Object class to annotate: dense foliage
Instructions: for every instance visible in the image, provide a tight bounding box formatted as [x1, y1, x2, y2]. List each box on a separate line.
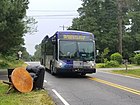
[0, 0, 36, 56]
[32, 44, 41, 61]
[0, 55, 26, 69]
[105, 60, 120, 68]
[134, 54, 140, 65]
[110, 52, 123, 64]
[69, 0, 140, 61]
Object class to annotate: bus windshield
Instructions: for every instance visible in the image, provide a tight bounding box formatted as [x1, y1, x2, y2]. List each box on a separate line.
[59, 40, 94, 61]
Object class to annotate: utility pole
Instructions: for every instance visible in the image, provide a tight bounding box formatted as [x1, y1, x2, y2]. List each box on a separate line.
[59, 25, 69, 30]
[117, 0, 123, 55]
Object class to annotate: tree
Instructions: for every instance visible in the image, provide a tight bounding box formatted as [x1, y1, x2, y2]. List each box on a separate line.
[0, 0, 36, 55]
[19, 47, 31, 61]
[70, 0, 118, 54]
[70, 0, 140, 61]
[122, 0, 140, 58]
[116, 0, 140, 55]
[117, 0, 123, 54]
[101, 47, 110, 63]
[32, 44, 41, 61]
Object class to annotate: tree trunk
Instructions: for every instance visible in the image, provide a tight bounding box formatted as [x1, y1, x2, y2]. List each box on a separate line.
[117, 0, 123, 55]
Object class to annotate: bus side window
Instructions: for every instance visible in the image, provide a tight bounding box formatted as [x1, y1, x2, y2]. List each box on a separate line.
[55, 42, 58, 60]
[46, 40, 54, 55]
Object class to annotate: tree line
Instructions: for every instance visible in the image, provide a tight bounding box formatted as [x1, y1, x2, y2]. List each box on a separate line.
[68, 0, 140, 62]
[0, 0, 36, 61]
[33, 0, 140, 63]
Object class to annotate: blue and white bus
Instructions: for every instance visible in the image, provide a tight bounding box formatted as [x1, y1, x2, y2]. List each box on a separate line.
[41, 30, 96, 75]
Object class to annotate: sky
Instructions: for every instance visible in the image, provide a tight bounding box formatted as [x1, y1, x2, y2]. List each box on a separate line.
[24, 0, 82, 55]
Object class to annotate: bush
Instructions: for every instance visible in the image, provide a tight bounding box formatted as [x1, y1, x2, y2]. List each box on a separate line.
[129, 57, 135, 64]
[96, 63, 106, 68]
[0, 55, 25, 69]
[134, 54, 140, 65]
[96, 61, 120, 68]
[110, 53, 122, 64]
[0, 60, 10, 69]
[105, 60, 120, 68]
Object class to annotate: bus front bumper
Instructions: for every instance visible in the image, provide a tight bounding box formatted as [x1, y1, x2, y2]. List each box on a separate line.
[56, 68, 96, 74]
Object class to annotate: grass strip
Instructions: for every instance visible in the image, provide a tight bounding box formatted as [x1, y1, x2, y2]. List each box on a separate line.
[111, 69, 140, 78]
[0, 81, 55, 105]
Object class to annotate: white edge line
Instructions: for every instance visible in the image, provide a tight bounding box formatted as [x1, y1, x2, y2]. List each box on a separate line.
[98, 71, 140, 80]
[52, 89, 70, 105]
[25, 62, 30, 65]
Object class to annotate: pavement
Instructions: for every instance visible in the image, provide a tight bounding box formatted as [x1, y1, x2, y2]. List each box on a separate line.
[0, 69, 8, 80]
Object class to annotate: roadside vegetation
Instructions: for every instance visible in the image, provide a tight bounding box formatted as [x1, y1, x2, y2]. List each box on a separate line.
[96, 52, 140, 78]
[111, 69, 140, 78]
[0, 81, 55, 105]
[96, 52, 140, 68]
[0, 56, 27, 69]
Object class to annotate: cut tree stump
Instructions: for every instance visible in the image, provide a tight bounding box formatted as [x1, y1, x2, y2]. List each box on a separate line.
[11, 67, 33, 93]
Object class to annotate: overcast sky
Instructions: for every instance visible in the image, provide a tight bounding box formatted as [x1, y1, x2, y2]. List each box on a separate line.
[24, 0, 82, 55]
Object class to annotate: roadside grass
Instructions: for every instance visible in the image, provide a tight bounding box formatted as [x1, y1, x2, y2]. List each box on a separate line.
[10, 60, 28, 68]
[96, 63, 132, 68]
[96, 63, 137, 68]
[111, 69, 140, 78]
[0, 81, 55, 105]
[0, 60, 27, 70]
[96, 63, 140, 78]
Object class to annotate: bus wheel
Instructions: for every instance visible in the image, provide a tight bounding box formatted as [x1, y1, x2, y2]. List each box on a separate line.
[51, 65, 56, 75]
[80, 73, 86, 76]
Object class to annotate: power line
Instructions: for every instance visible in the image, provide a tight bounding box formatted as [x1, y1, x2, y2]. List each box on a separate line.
[27, 14, 78, 17]
[29, 18, 77, 19]
[27, 14, 79, 19]
[28, 10, 77, 12]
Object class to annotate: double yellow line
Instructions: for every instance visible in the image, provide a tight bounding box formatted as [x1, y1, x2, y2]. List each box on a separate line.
[89, 77, 140, 96]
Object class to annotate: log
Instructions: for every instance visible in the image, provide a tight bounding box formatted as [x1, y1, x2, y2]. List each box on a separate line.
[11, 67, 33, 93]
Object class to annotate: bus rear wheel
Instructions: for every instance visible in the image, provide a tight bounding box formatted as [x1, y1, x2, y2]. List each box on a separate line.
[50, 64, 56, 75]
[80, 73, 86, 76]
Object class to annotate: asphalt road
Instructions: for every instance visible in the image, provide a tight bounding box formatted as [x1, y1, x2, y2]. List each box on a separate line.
[4, 62, 140, 105]
[43, 70, 140, 105]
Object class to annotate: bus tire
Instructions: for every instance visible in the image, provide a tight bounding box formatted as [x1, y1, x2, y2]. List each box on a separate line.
[80, 73, 86, 76]
[50, 64, 56, 75]
[41, 59, 43, 65]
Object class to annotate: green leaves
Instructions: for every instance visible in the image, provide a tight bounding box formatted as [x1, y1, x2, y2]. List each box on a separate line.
[0, 0, 36, 56]
[70, 0, 140, 60]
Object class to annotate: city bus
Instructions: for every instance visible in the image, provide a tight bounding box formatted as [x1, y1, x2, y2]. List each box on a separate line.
[41, 30, 96, 75]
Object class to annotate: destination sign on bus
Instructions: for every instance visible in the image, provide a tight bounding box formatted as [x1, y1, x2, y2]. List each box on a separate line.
[63, 35, 85, 40]
[59, 34, 93, 41]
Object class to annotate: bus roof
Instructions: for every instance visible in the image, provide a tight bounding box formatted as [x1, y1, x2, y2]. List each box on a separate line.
[55, 30, 94, 36]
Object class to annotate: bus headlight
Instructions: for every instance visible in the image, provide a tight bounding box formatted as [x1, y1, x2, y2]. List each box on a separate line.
[59, 62, 63, 66]
[57, 62, 63, 68]
[56, 60, 66, 68]
[91, 63, 95, 67]
[89, 61, 96, 68]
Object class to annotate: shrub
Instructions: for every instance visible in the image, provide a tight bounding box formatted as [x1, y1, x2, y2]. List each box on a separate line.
[105, 60, 120, 68]
[0, 60, 10, 69]
[134, 54, 140, 65]
[96, 63, 106, 68]
[0, 56, 25, 69]
[101, 48, 110, 63]
[110, 53, 122, 64]
[129, 57, 135, 64]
